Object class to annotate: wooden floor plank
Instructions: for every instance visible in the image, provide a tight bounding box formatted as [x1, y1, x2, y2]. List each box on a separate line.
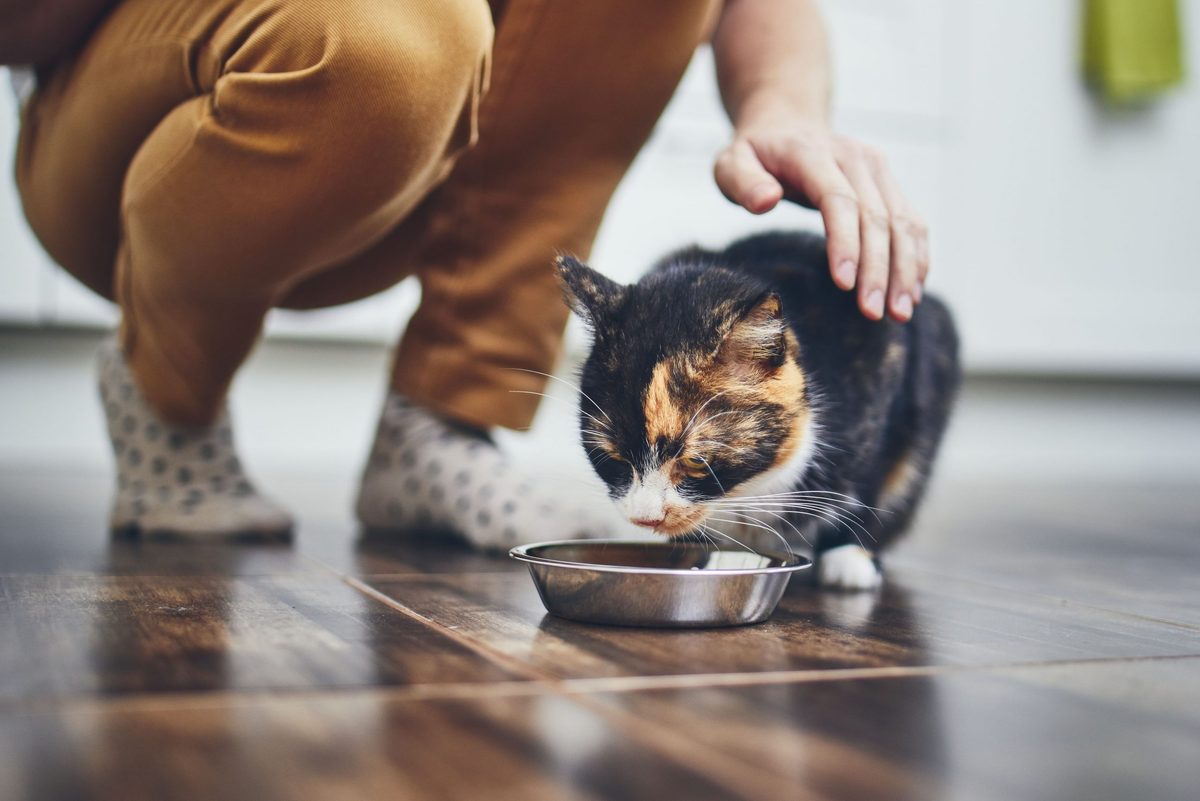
[300, 527, 528, 577]
[4, 657, 1195, 801]
[364, 566, 1200, 681]
[0, 573, 525, 703]
[5, 465, 1200, 798]
[0, 692, 749, 801]
[583, 656, 1200, 801]
[891, 482, 1200, 626]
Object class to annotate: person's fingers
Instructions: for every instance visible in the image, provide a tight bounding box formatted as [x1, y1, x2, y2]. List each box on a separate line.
[914, 227, 930, 299]
[714, 139, 784, 214]
[886, 222, 917, 321]
[767, 143, 862, 291]
[869, 149, 929, 311]
[835, 145, 890, 320]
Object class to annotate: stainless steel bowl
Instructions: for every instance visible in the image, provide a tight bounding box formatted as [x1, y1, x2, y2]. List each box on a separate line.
[509, 539, 812, 628]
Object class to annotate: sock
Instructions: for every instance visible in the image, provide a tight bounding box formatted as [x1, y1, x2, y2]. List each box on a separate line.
[98, 337, 293, 538]
[355, 392, 608, 550]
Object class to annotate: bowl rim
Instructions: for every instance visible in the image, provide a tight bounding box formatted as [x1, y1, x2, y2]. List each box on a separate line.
[508, 538, 812, 576]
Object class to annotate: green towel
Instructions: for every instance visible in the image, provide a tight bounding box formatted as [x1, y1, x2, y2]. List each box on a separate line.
[1084, 0, 1186, 102]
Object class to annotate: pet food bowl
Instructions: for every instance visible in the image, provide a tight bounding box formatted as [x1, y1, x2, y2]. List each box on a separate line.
[508, 539, 811, 628]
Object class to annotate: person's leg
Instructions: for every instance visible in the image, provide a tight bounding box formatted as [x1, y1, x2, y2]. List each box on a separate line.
[347, 0, 718, 546]
[17, 0, 493, 535]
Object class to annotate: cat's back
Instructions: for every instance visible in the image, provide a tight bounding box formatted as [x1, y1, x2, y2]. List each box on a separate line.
[706, 231, 957, 396]
[651, 231, 955, 361]
[717, 230, 844, 306]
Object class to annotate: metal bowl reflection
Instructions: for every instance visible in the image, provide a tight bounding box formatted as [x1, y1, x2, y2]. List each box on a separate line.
[508, 539, 811, 628]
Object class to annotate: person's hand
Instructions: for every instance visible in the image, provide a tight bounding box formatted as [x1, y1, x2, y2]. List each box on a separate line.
[714, 110, 928, 322]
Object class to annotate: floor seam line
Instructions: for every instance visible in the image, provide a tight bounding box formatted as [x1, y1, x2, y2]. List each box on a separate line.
[340, 575, 561, 683]
[6, 653, 1199, 718]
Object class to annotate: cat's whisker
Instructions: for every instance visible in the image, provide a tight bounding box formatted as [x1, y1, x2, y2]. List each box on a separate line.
[724, 488, 885, 510]
[585, 453, 613, 464]
[690, 439, 741, 452]
[698, 521, 766, 557]
[712, 499, 870, 522]
[709, 510, 800, 555]
[695, 526, 721, 555]
[719, 507, 809, 549]
[690, 408, 759, 437]
[716, 500, 875, 535]
[502, 367, 614, 426]
[703, 514, 793, 557]
[719, 490, 888, 524]
[720, 500, 874, 535]
[696, 454, 726, 496]
[713, 501, 876, 544]
[675, 388, 739, 457]
[508, 390, 611, 432]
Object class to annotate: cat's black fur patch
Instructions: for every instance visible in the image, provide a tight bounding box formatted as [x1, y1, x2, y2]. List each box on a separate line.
[561, 231, 960, 557]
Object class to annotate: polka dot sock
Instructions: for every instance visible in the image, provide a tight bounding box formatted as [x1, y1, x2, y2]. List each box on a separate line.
[98, 337, 293, 538]
[355, 392, 607, 550]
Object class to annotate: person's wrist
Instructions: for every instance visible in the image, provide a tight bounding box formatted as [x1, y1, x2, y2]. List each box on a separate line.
[732, 90, 830, 135]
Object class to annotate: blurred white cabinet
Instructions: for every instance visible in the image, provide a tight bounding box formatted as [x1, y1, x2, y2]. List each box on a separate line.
[936, 0, 1200, 375]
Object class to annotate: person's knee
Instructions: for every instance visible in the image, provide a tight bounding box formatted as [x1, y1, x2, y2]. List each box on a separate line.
[162, 0, 495, 271]
[274, 0, 494, 160]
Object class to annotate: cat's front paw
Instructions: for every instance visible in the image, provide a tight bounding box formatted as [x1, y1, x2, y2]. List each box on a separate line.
[818, 544, 882, 591]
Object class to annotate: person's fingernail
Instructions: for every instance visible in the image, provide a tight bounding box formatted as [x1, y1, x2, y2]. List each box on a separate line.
[893, 294, 913, 320]
[835, 261, 857, 288]
[866, 289, 885, 319]
[912, 282, 924, 303]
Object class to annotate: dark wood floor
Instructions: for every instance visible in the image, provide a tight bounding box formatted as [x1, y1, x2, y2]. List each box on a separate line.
[1, 469, 1198, 801]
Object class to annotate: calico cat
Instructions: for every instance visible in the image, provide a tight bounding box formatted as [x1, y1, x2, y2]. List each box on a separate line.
[557, 231, 960, 590]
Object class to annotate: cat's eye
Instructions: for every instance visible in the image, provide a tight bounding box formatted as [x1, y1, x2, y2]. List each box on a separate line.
[678, 455, 707, 472]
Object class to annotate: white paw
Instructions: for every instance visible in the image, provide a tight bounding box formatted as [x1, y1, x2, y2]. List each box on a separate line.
[818, 544, 882, 591]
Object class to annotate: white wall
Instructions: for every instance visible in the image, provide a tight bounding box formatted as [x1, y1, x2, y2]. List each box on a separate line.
[2, 0, 1198, 376]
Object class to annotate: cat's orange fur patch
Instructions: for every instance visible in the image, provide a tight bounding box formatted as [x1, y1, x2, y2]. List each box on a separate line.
[645, 303, 811, 477]
[704, 325, 810, 470]
[643, 360, 687, 443]
[880, 452, 922, 507]
[761, 351, 810, 471]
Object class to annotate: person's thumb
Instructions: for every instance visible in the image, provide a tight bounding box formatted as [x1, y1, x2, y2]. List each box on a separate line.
[714, 139, 783, 214]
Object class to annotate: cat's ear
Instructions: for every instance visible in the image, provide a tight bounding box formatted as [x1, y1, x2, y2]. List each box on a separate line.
[555, 256, 626, 326]
[717, 293, 788, 373]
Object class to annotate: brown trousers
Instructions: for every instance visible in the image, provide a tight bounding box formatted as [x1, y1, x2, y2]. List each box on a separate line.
[16, 0, 715, 429]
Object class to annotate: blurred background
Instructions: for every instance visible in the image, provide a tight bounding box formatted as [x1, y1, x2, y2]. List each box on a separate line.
[2, 0, 1198, 525]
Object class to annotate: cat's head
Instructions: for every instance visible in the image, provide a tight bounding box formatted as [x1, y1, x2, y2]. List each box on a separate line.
[557, 255, 815, 538]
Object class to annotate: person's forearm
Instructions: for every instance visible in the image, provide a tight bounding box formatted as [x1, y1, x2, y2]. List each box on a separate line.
[712, 0, 831, 130]
[0, 0, 114, 65]
[711, 0, 928, 323]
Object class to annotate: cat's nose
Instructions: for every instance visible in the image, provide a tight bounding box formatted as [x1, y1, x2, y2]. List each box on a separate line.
[631, 517, 665, 529]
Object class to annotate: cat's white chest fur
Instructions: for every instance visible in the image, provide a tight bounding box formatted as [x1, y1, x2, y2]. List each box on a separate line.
[727, 414, 819, 501]
[712, 415, 883, 591]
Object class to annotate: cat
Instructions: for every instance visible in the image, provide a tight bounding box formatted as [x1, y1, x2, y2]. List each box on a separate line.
[556, 231, 960, 590]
